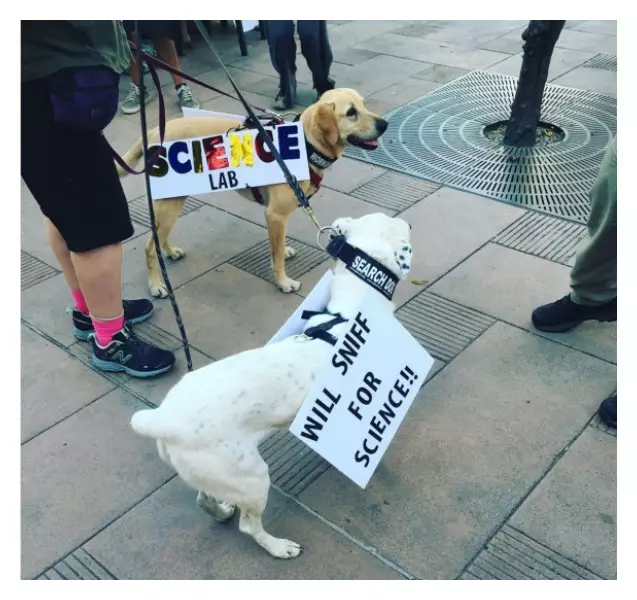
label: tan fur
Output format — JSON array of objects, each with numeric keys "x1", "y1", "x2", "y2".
[{"x1": 116, "y1": 88, "x2": 385, "y2": 297}]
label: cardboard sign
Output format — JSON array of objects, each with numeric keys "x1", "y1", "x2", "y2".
[
  {"x1": 289, "y1": 291, "x2": 434, "y2": 489},
  {"x1": 147, "y1": 122, "x2": 309, "y2": 200}
]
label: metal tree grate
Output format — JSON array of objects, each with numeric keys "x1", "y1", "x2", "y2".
[{"x1": 345, "y1": 70, "x2": 616, "y2": 224}]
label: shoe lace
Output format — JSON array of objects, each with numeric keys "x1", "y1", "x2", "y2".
[
  {"x1": 124, "y1": 85, "x2": 140, "y2": 103},
  {"x1": 178, "y1": 86, "x2": 194, "y2": 102}
]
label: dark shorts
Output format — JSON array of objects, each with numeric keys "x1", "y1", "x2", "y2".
[
  {"x1": 21, "y1": 77, "x2": 134, "y2": 253},
  {"x1": 122, "y1": 21, "x2": 178, "y2": 40}
]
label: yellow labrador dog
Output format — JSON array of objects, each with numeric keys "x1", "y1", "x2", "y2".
[{"x1": 116, "y1": 88, "x2": 388, "y2": 297}]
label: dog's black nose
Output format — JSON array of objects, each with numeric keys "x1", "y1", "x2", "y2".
[{"x1": 376, "y1": 118, "x2": 388, "y2": 135}]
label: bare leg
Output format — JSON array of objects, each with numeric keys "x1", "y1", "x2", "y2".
[
  {"x1": 152, "y1": 38, "x2": 185, "y2": 87},
  {"x1": 69, "y1": 243, "x2": 123, "y2": 320},
  {"x1": 45, "y1": 217, "x2": 79, "y2": 290}
]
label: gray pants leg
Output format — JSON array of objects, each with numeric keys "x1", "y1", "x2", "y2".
[
  {"x1": 296, "y1": 20, "x2": 333, "y2": 89},
  {"x1": 265, "y1": 20, "x2": 297, "y2": 103},
  {"x1": 570, "y1": 136, "x2": 617, "y2": 306}
]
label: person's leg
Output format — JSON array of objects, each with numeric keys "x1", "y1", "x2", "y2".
[
  {"x1": 22, "y1": 78, "x2": 175, "y2": 377},
  {"x1": 570, "y1": 136, "x2": 617, "y2": 305},
  {"x1": 151, "y1": 35, "x2": 200, "y2": 110},
  {"x1": 121, "y1": 22, "x2": 154, "y2": 115},
  {"x1": 532, "y1": 136, "x2": 617, "y2": 332},
  {"x1": 265, "y1": 20, "x2": 297, "y2": 109},
  {"x1": 297, "y1": 20, "x2": 334, "y2": 97}
]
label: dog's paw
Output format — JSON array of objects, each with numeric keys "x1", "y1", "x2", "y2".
[
  {"x1": 165, "y1": 246, "x2": 186, "y2": 261},
  {"x1": 149, "y1": 282, "x2": 168, "y2": 299},
  {"x1": 284, "y1": 246, "x2": 297, "y2": 260},
  {"x1": 277, "y1": 277, "x2": 301, "y2": 293},
  {"x1": 267, "y1": 537, "x2": 304, "y2": 559},
  {"x1": 197, "y1": 492, "x2": 236, "y2": 522}
]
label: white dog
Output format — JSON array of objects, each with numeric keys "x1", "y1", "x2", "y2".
[{"x1": 130, "y1": 213, "x2": 413, "y2": 559}]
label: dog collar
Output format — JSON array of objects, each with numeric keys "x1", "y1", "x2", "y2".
[
  {"x1": 292, "y1": 114, "x2": 339, "y2": 171},
  {"x1": 325, "y1": 235, "x2": 399, "y2": 302}
]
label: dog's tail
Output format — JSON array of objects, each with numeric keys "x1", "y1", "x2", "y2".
[
  {"x1": 130, "y1": 408, "x2": 173, "y2": 440},
  {"x1": 115, "y1": 137, "x2": 144, "y2": 178}
]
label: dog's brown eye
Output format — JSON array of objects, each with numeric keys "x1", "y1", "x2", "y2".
[{"x1": 346, "y1": 106, "x2": 357, "y2": 118}]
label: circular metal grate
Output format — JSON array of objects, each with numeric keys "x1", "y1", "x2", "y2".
[{"x1": 347, "y1": 70, "x2": 616, "y2": 223}]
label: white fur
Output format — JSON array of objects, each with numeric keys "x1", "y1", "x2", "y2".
[{"x1": 130, "y1": 213, "x2": 412, "y2": 559}]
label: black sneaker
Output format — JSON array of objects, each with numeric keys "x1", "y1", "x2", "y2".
[
  {"x1": 531, "y1": 295, "x2": 617, "y2": 333},
  {"x1": 90, "y1": 327, "x2": 176, "y2": 378},
  {"x1": 598, "y1": 394, "x2": 617, "y2": 428},
  {"x1": 315, "y1": 77, "x2": 335, "y2": 98},
  {"x1": 73, "y1": 299, "x2": 154, "y2": 342}
]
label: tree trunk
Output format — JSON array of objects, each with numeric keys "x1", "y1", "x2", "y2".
[{"x1": 503, "y1": 20, "x2": 565, "y2": 147}]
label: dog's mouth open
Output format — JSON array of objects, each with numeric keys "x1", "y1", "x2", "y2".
[{"x1": 347, "y1": 135, "x2": 380, "y2": 150}]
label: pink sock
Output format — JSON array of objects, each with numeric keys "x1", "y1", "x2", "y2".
[
  {"x1": 92, "y1": 314, "x2": 125, "y2": 347},
  {"x1": 71, "y1": 289, "x2": 89, "y2": 314}
]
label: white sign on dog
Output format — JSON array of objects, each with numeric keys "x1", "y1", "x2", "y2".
[
  {"x1": 147, "y1": 122, "x2": 309, "y2": 200},
  {"x1": 289, "y1": 291, "x2": 434, "y2": 489}
]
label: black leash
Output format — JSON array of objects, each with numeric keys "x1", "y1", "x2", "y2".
[
  {"x1": 192, "y1": 20, "x2": 321, "y2": 229},
  {"x1": 134, "y1": 22, "x2": 193, "y2": 372}
]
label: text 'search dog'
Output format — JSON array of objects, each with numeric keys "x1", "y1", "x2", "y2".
[
  {"x1": 130, "y1": 213, "x2": 413, "y2": 559},
  {"x1": 117, "y1": 88, "x2": 388, "y2": 297}
]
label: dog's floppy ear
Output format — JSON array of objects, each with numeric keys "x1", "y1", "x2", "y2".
[
  {"x1": 394, "y1": 242, "x2": 413, "y2": 279},
  {"x1": 313, "y1": 102, "x2": 339, "y2": 147}
]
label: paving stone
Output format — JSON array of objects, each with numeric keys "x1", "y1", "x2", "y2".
[
  {"x1": 199, "y1": 185, "x2": 395, "y2": 250},
  {"x1": 367, "y1": 78, "x2": 441, "y2": 105},
  {"x1": 571, "y1": 21, "x2": 617, "y2": 36},
  {"x1": 39, "y1": 548, "x2": 118, "y2": 580},
  {"x1": 493, "y1": 211, "x2": 587, "y2": 265},
  {"x1": 363, "y1": 98, "x2": 399, "y2": 116},
  {"x1": 478, "y1": 34, "x2": 526, "y2": 55},
  {"x1": 321, "y1": 157, "x2": 386, "y2": 195},
  {"x1": 21, "y1": 389, "x2": 174, "y2": 579},
  {"x1": 350, "y1": 171, "x2": 440, "y2": 212},
  {"x1": 22, "y1": 274, "x2": 79, "y2": 348},
  {"x1": 324, "y1": 54, "x2": 428, "y2": 97},
  {"x1": 486, "y1": 48, "x2": 597, "y2": 81},
  {"x1": 393, "y1": 22, "x2": 443, "y2": 38},
  {"x1": 583, "y1": 53, "x2": 617, "y2": 71},
  {"x1": 419, "y1": 20, "x2": 528, "y2": 48},
  {"x1": 21, "y1": 182, "x2": 59, "y2": 267},
  {"x1": 429, "y1": 243, "x2": 617, "y2": 363},
  {"x1": 411, "y1": 63, "x2": 469, "y2": 84},
  {"x1": 120, "y1": 203, "x2": 265, "y2": 301},
  {"x1": 555, "y1": 29, "x2": 617, "y2": 54},
  {"x1": 21, "y1": 327, "x2": 114, "y2": 443},
  {"x1": 396, "y1": 291, "x2": 495, "y2": 361},
  {"x1": 84, "y1": 478, "x2": 404, "y2": 580},
  {"x1": 509, "y1": 428, "x2": 616, "y2": 579},
  {"x1": 124, "y1": 346, "x2": 212, "y2": 407},
  {"x1": 299, "y1": 322, "x2": 616, "y2": 579},
  {"x1": 463, "y1": 524, "x2": 603, "y2": 579},
  {"x1": 393, "y1": 187, "x2": 524, "y2": 307},
  {"x1": 326, "y1": 20, "x2": 404, "y2": 51},
  {"x1": 21, "y1": 252, "x2": 58, "y2": 291},
  {"x1": 551, "y1": 66, "x2": 617, "y2": 97},
  {"x1": 150, "y1": 264, "x2": 303, "y2": 359},
  {"x1": 333, "y1": 47, "x2": 379, "y2": 66},
  {"x1": 354, "y1": 34, "x2": 510, "y2": 70}
]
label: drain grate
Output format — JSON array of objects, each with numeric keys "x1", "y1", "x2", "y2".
[
  {"x1": 493, "y1": 211, "x2": 587, "y2": 265},
  {"x1": 229, "y1": 238, "x2": 326, "y2": 284},
  {"x1": 461, "y1": 524, "x2": 603, "y2": 580},
  {"x1": 345, "y1": 70, "x2": 616, "y2": 224},
  {"x1": 583, "y1": 53, "x2": 617, "y2": 72},
  {"x1": 128, "y1": 196, "x2": 205, "y2": 229},
  {"x1": 21, "y1": 251, "x2": 59, "y2": 290},
  {"x1": 37, "y1": 548, "x2": 117, "y2": 580},
  {"x1": 259, "y1": 430, "x2": 330, "y2": 495},
  {"x1": 397, "y1": 292, "x2": 495, "y2": 361},
  {"x1": 351, "y1": 171, "x2": 440, "y2": 212}
]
